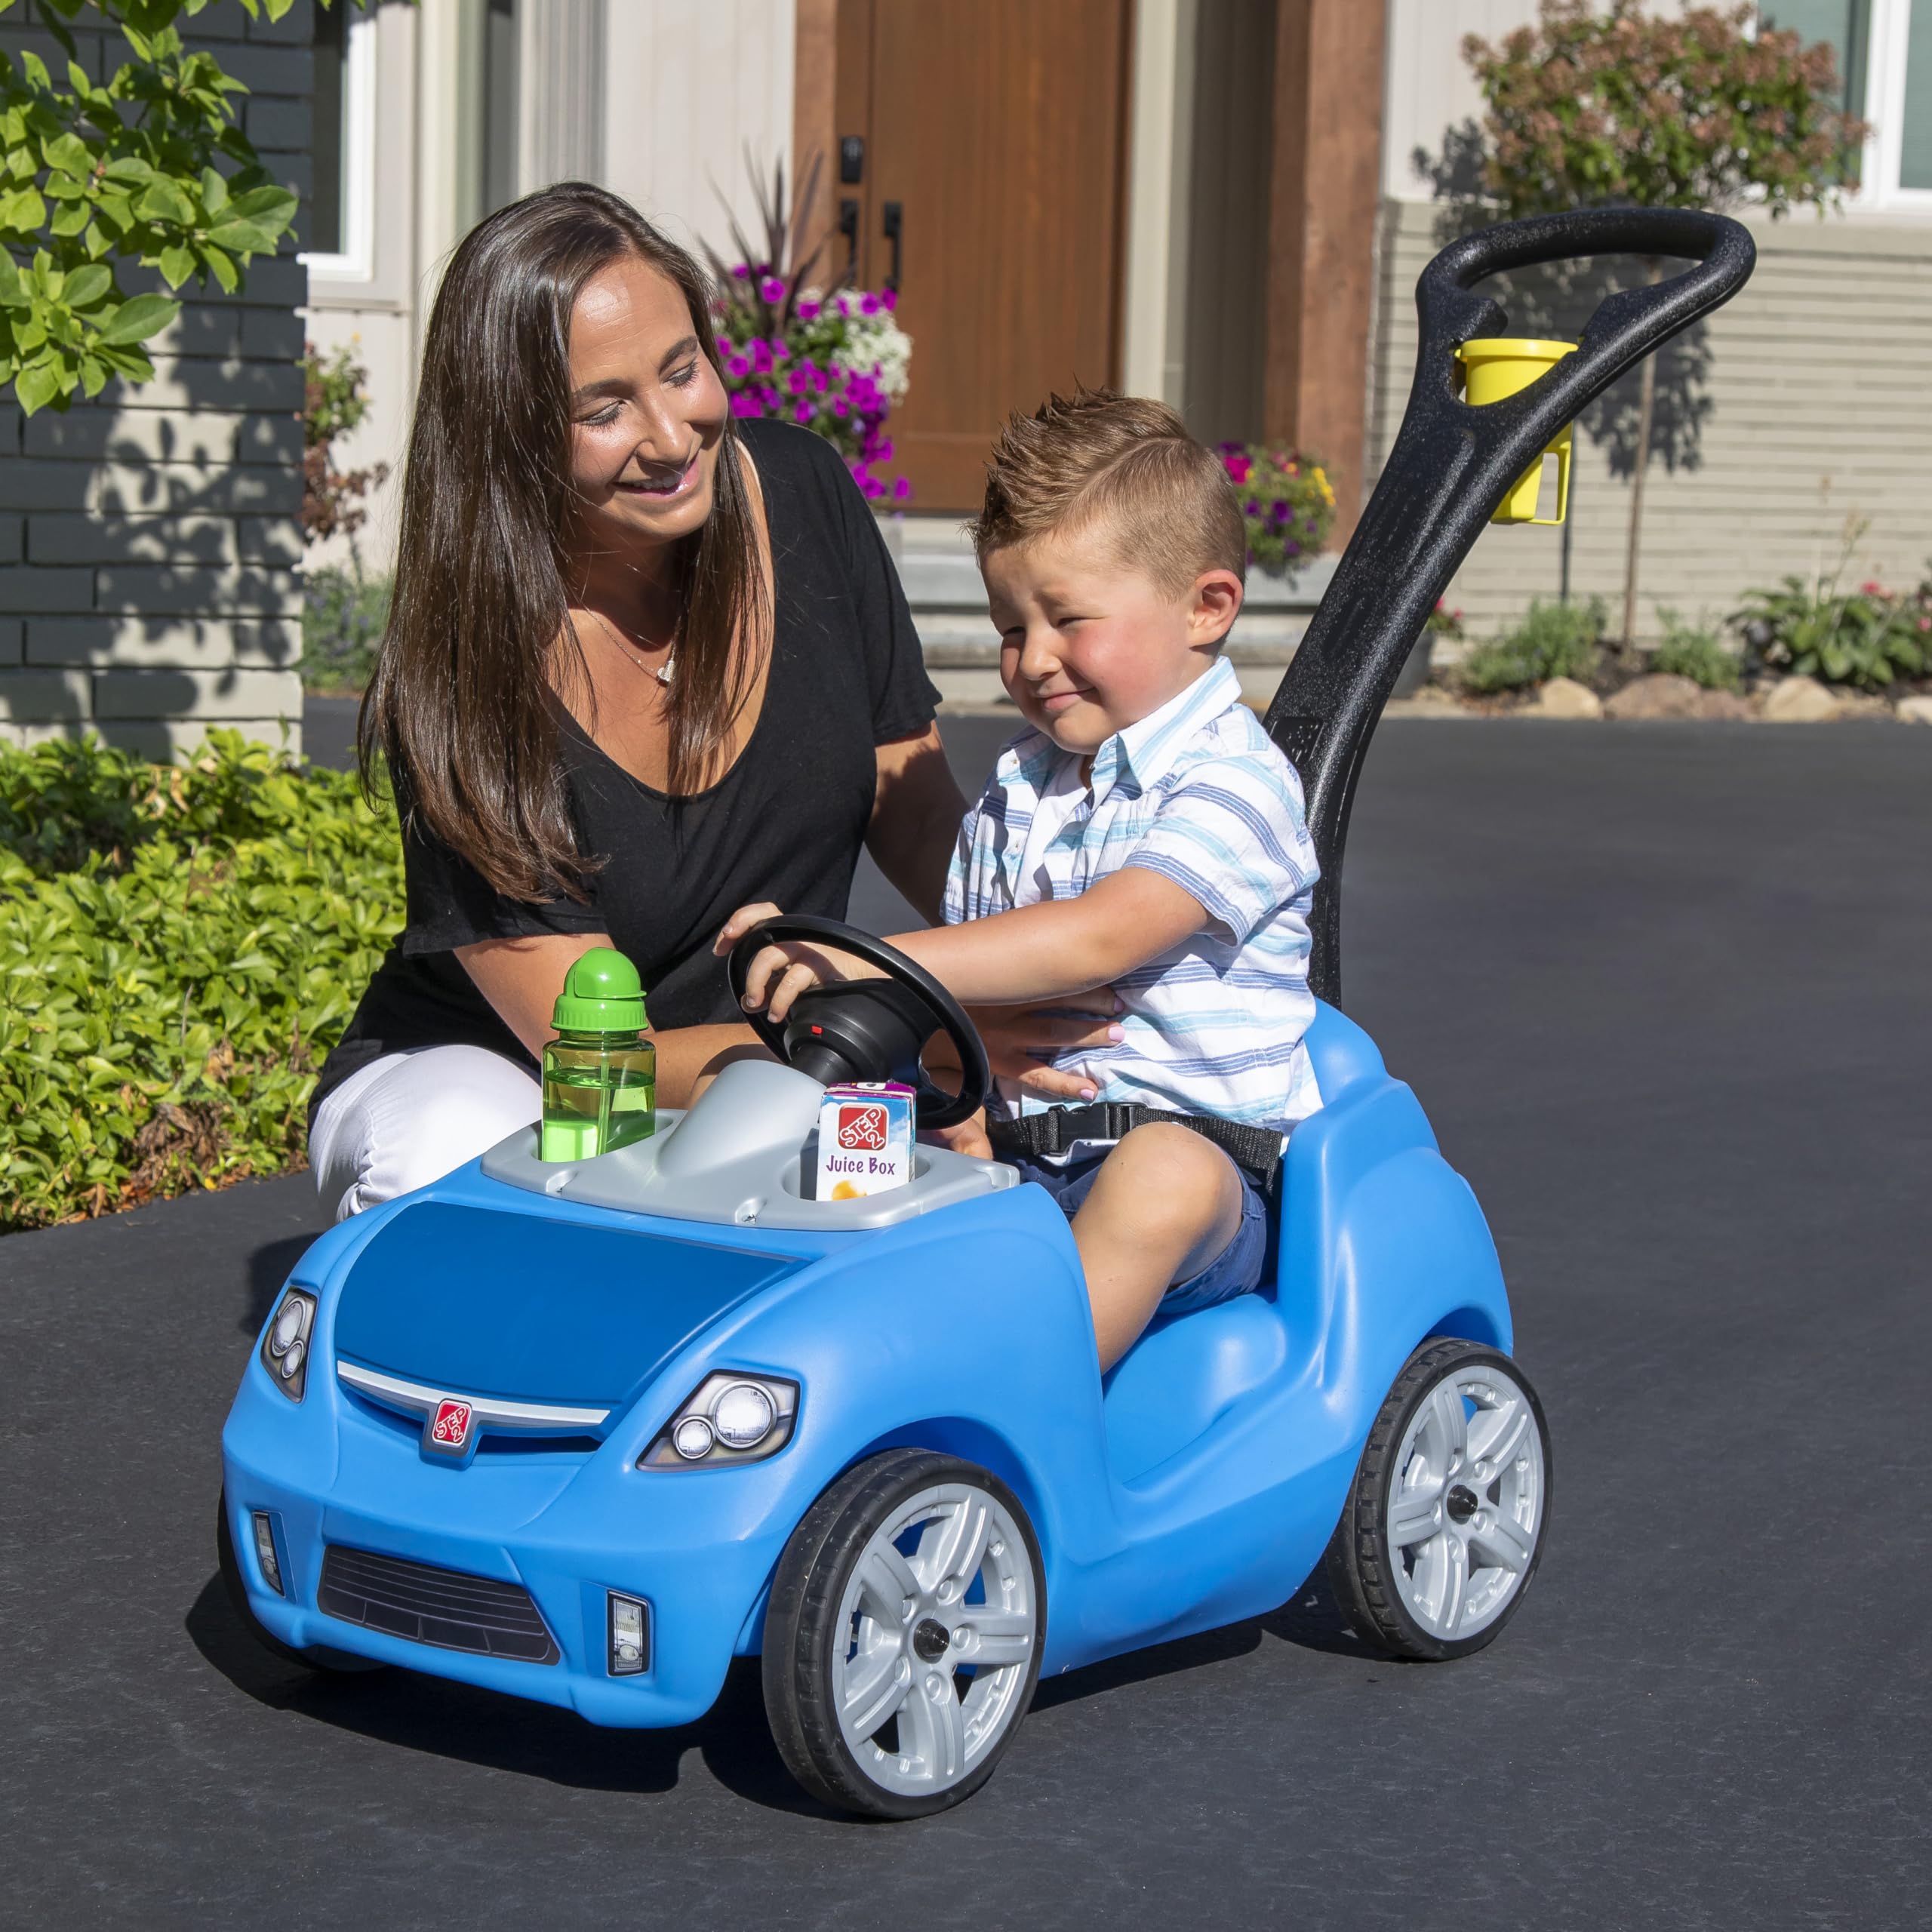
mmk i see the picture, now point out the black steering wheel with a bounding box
[725,915,992,1131]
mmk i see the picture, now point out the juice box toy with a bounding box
[816,1081,915,1200]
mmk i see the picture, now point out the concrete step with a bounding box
[881,515,1334,706]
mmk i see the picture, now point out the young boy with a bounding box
[724,390,1320,1371]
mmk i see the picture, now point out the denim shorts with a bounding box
[1005,1146,1270,1314]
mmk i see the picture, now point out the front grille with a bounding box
[318,1545,559,1664]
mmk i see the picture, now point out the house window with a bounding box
[305,1,375,274]
[1760,1,1870,117]
[1761,0,1932,206]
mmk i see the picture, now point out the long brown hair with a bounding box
[361,182,766,900]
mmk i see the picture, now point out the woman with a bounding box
[310,183,1106,1220]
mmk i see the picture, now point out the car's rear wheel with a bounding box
[215,1491,386,1674]
[762,1449,1044,1819]
[1324,1339,1552,1662]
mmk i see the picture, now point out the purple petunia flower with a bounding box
[797,298,821,321]
[727,352,750,378]
[731,392,763,417]
[731,263,750,279]
[751,340,773,374]
[881,286,897,312]
[795,401,814,424]
[860,293,880,315]
[893,475,911,500]
[759,275,786,303]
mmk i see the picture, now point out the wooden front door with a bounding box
[835,0,1133,509]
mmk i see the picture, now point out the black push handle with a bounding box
[1264,207,1755,1006]
[881,200,903,292]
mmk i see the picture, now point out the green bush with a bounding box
[1651,611,1740,691]
[1734,574,1929,691]
[0,731,402,1232]
[1459,595,1605,694]
[300,563,390,694]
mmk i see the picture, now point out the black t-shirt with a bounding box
[312,419,941,1115]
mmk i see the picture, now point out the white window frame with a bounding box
[1850,0,1932,211]
[300,5,377,281]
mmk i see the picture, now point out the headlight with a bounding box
[260,1288,317,1403]
[641,1373,798,1469]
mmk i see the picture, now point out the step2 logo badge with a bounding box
[837,1103,889,1152]
[425,1396,475,1458]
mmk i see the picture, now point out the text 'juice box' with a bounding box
[816,1082,915,1200]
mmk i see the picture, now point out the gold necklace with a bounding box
[587,607,675,687]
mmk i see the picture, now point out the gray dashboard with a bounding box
[480,1058,1019,1232]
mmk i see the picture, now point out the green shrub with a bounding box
[1651,611,1740,691]
[1734,574,1929,691]
[1459,595,1605,694]
[0,732,403,1232]
[300,563,390,694]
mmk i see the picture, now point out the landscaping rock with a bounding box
[1531,676,1603,718]
[1604,673,1706,720]
[1696,690,1752,720]
[1897,695,1932,724]
[1762,675,1838,723]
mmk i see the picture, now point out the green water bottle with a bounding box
[540,947,657,1162]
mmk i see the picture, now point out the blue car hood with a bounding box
[331,1201,804,1410]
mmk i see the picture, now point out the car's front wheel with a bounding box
[762,1449,1044,1819]
[215,1491,386,1675]
[1324,1339,1552,1661]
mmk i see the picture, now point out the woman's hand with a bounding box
[918,1107,994,1161]
[967,992,1127,1105]
[713,902,884,1022]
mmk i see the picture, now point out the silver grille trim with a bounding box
[336,1360,611,1431]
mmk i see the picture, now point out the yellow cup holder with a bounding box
[1456,337,1578,525]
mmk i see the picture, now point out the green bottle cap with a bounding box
[552,946,648,1034]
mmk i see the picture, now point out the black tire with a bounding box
[762,1449,1045,1820]
[216,1491,386,1675]
[1324,1338,1552,1663]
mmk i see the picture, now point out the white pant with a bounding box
[309,1046,541,1222]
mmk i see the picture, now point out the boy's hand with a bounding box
[714,902,884,1023]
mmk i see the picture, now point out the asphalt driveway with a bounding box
[3,716,1928,1928]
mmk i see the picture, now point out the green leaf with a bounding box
[76,352,104,398]
[205,217,276,255]
[199,165,226,214]
[48,200,88,237]
[199,243,237,294]
[103,156,155,185]
[157,244,193,289]
[225,184,297,223]
[1,187,47,231]
[62,263,109,309]
[15,355,59,414]
[134,179,195,227]
[40,132,90,176]
[96,291,177,346]
[0,256,23,308]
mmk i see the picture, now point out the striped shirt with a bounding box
[943,655,1322,1135]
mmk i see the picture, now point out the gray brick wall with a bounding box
[0,1,310,757]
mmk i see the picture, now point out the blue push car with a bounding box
[220,210,1754,1818]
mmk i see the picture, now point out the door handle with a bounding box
[838,198,859,279]
[881,200,903,293]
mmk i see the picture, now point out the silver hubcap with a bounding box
[833,1481,1037,1796]
[1388,1362,1546,1642]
